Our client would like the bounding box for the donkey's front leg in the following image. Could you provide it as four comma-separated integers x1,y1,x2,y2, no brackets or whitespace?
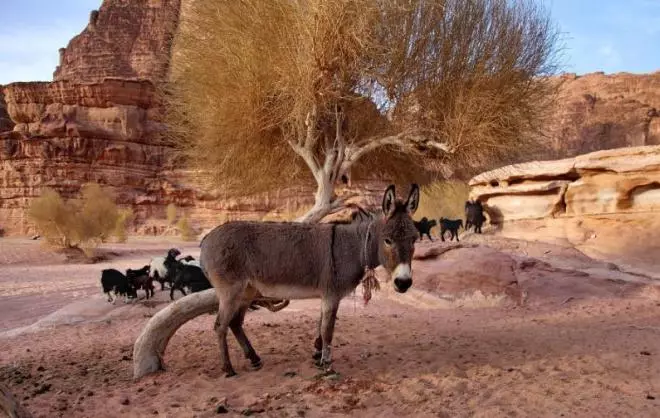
315,297,340,371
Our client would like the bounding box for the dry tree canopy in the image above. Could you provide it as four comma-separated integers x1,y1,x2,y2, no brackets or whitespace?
166,0,562,195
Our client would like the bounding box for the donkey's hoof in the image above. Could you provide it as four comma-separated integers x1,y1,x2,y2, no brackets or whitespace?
224,370,237,378
249,359,263,370
314,359,333,370
312,351,322,361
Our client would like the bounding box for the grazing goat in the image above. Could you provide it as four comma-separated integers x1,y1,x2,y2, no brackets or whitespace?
126,265,155,299
414,217,437,241
169,262,212,300
179,255,200,267
199,184,420,377
100,269,137,304
465,200,486,234
149,248,182,290
439,218,463,242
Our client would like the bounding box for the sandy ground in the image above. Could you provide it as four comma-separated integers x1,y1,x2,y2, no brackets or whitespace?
1,235,660,417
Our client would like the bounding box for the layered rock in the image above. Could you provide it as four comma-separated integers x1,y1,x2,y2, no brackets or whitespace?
548,72,660,157
0,91,12,132
469,145,660,270
53,0,181,82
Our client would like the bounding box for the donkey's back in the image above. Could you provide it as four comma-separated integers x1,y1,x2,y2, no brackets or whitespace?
200,221,335,296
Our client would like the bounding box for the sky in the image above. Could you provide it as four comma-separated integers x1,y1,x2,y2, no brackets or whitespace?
0,0,659,85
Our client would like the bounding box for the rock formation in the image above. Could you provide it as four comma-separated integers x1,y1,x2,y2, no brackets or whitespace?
469,145,660,271
53,0,181,82
548,72,660,157
0,91,12,132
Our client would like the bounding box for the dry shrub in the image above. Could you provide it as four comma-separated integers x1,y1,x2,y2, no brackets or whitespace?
176,216,196,241
166,203,178,224
114,208,134,243
415,180,470,222
28,184,124,250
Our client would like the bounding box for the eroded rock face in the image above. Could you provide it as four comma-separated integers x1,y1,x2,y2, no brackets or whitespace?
0,91,12,132
548,72,660,157
469,145,660,269
53,0,181,82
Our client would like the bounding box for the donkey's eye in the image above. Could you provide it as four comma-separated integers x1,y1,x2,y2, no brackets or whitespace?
384,238,393,246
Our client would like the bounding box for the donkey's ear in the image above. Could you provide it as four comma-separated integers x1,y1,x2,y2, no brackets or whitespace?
382,184,396,217
405,184,420,216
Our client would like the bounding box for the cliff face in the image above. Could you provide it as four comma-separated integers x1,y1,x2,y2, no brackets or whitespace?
468,145,660,270
0,91,12,132
53,0,181,82
549,72,660,158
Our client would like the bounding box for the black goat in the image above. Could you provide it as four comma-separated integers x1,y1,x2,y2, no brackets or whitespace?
465,200,486,234
439,217,463,242
414,217,437,241
100,269,137,304
126,265,155,299
169,262,212,300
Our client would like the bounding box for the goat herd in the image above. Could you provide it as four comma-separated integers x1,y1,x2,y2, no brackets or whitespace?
414,199,487,242
100,248,211,304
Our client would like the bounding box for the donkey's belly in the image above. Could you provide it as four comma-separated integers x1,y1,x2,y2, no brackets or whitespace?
251,282,321,299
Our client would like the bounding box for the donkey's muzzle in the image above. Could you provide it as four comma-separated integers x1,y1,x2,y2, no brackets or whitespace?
394,277,412,293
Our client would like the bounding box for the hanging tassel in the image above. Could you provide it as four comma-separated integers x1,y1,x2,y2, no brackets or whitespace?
361,267,380,306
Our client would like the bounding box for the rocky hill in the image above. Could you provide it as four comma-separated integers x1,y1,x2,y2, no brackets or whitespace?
1,0,659,235
53,0,181,83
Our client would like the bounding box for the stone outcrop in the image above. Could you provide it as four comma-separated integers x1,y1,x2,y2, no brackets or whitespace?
53,0,181,82
0,91,12,132
469,145,660,270
548,72,660,158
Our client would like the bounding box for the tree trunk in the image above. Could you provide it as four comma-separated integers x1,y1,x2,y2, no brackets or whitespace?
296,174,336,223
133,289,217,379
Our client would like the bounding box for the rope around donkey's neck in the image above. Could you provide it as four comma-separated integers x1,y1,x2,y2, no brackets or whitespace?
360,221,381,306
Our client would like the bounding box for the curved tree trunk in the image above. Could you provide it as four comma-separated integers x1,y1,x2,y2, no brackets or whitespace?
133,289,217,379
0,384,32,418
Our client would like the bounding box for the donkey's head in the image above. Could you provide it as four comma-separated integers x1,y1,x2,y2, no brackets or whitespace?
378,184,420,293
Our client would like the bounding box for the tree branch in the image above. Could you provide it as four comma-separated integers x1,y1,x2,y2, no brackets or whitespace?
344,132,454,167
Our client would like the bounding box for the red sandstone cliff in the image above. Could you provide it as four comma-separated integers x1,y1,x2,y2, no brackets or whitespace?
54,0,181,83
0,91,12,132
548,72,660,157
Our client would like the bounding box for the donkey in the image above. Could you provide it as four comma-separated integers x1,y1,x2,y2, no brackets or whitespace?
199,184,420,377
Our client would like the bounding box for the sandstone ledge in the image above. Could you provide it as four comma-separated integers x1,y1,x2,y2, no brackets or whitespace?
469,145,660,222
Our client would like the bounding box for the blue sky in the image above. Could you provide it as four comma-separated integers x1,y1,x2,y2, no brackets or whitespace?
0,0,658,85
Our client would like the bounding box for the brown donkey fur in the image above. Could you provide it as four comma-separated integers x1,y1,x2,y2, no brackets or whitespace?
199,184,420,376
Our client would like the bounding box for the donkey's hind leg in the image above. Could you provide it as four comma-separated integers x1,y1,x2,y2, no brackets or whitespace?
229,305,262,370
212,280,246,377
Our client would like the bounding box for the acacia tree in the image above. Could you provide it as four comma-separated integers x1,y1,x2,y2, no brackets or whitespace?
167,0,562,223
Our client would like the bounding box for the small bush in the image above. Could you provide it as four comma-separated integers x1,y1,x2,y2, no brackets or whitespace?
166,203,178,224
28,184,123,250
113,208,134,243
176,216,196,241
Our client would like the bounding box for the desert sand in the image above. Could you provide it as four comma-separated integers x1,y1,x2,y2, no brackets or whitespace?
1,234,660,418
